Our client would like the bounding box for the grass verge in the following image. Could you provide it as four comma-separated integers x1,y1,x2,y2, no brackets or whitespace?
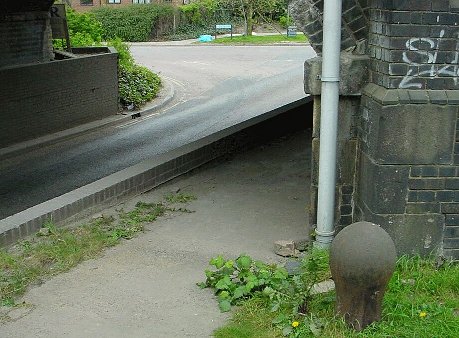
0,193,195,306
209,34,307,45
212,255,459,338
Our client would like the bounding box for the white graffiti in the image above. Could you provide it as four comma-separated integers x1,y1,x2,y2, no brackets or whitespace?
398,29,459,89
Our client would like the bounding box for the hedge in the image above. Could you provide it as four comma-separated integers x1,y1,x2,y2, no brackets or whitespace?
92,4,174,42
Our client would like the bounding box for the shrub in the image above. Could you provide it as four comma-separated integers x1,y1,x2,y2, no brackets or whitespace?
108,38,134,68
66,8,103,44
279,15,293,29
92,4,174,42
118,64,161,109
53,8,103,48
110,38,161,109
172,0,240,39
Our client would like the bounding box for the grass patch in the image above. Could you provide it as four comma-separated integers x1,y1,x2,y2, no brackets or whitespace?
0,193,195,306
214,297,280,338
210,254,459,338
208,34,307,45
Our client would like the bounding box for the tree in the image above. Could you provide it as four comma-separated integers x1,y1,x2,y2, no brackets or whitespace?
219,0,280,35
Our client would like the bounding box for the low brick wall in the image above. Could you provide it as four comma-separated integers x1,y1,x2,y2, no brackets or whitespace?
0,47,118,148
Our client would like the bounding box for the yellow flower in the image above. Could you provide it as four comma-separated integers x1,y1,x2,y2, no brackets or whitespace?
419,311,427,318
291,321,300,328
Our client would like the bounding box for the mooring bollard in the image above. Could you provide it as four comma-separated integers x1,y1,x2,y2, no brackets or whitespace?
330,221,397,331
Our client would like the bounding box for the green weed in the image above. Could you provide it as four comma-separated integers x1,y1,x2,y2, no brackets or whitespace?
207,254,459,338
164,192,197,204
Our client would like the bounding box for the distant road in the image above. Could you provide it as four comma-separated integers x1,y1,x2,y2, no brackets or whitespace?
0,45,316,219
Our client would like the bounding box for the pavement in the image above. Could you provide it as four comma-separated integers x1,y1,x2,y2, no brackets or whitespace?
0,128,313,337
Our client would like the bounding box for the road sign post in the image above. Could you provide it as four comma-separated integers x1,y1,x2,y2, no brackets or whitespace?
215,24,233,39
50,4,71,51
287,26,297,37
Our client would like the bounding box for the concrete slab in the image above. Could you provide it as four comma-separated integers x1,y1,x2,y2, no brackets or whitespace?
0,129,312,338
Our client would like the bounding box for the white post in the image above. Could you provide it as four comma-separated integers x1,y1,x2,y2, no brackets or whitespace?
315,0,343,248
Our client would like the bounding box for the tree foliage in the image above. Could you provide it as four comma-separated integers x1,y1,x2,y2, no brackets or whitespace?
52,7,103,47
177,0,288,37
218,0,287,35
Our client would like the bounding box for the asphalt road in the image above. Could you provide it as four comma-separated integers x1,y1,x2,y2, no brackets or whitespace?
0,45,316,219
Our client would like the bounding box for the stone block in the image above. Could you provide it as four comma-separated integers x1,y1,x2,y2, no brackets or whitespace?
444,238,459,249
361,95,457,164
439,166,457,177
304,53,370,96
405,202,440,214
311,97,360,140
312,97,321,138
354,201,444,256
338,140,357,186
443,249,459,260
444,226,459,237
441,203,459,214
311,138,320,186
274,240,299,257
446,214,459,225
409,178,445,190
357,152,409,214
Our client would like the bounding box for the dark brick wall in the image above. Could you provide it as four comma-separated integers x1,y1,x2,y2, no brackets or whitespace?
0,49,118,148
290,0,369,53
351,1,459,259
357,84,459,258
369,0,459,89
0,12,53,68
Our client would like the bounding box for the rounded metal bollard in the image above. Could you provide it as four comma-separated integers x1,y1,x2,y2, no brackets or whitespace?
330,221,397,331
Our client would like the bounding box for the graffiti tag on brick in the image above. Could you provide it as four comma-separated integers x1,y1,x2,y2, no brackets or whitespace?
398,30,459,89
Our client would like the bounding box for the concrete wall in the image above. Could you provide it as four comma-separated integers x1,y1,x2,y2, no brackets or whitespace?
0,48,118,148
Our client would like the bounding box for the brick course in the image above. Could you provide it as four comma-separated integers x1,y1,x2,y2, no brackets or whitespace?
368,1,459,90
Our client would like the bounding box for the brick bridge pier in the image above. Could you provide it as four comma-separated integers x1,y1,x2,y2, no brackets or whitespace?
292,0,459,260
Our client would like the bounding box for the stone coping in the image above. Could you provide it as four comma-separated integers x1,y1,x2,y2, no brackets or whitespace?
363,83,459,105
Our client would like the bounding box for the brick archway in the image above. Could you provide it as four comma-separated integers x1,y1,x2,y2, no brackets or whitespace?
290,0,369,54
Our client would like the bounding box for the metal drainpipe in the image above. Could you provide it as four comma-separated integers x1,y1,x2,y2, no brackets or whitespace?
315,0,343,248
